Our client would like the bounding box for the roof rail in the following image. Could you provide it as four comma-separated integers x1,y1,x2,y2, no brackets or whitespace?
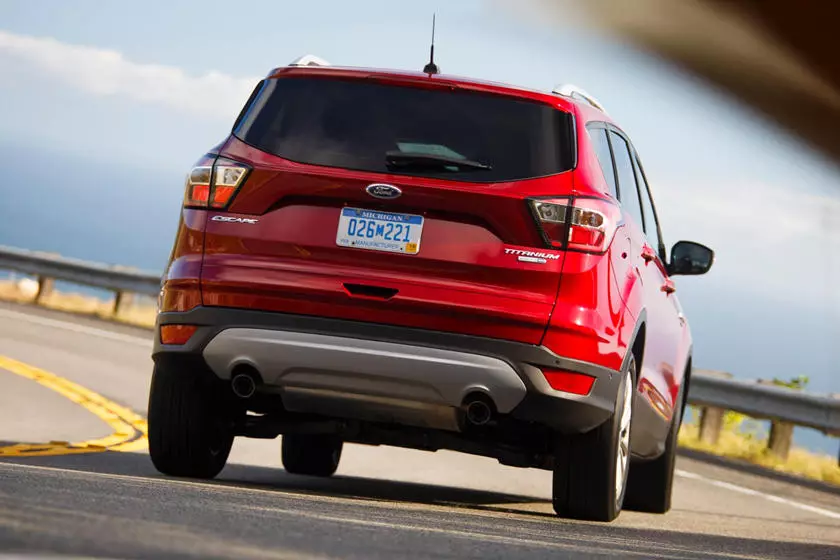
289,54,331,67
552,84,607,114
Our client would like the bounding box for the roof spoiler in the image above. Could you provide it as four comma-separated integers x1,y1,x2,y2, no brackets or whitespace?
552,84,608,114
289,54,331,67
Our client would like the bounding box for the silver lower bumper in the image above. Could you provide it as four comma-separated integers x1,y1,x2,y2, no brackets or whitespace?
202,328,527,431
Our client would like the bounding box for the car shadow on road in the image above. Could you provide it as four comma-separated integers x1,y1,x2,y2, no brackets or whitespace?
0,450,546,507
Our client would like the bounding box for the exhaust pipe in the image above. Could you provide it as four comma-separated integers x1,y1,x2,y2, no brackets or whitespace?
231,372,258,399
464,399,493,426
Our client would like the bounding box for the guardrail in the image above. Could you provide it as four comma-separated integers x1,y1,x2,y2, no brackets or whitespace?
0,245,160,313
0,245,838,463
689,369,840,461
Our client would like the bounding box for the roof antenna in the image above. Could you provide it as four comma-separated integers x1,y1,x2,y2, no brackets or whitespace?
422,14,440,75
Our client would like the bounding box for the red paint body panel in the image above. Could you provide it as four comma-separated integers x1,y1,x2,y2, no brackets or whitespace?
162,66,697,428
541,248,630,373
159,209,206,313
201,137,576,344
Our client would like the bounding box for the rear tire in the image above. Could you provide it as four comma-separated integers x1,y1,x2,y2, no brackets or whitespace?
623,377,686,514
282,434,343,477
552,356,635,522
148,363,234,479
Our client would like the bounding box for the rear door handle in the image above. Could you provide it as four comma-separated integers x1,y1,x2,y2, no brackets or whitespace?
641,246,657,263
661,279,676,294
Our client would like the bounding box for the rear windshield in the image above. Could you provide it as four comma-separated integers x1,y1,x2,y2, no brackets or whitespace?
233,77,575,182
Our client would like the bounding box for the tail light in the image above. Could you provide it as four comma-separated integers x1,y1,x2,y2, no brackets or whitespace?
184,155,214,207
183,155,250,210
529,197,621,253
210,159,249,208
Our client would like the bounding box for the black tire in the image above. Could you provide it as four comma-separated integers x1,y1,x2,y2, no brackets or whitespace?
148,363,234,479
552,356,635,522
282,434,343,477
623,376,686,514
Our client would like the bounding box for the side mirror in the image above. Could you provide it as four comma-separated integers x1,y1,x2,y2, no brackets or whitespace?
668,241,714,276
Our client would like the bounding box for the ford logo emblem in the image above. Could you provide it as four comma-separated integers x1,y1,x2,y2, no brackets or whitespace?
366,183,402,199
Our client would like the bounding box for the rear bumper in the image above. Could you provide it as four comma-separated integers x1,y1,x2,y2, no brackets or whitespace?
154,307,621,434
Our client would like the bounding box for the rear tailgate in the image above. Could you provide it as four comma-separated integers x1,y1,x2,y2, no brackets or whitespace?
200,75,576,344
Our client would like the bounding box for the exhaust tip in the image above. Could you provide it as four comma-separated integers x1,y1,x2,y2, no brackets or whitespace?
464,397,494,426
231,371,259,399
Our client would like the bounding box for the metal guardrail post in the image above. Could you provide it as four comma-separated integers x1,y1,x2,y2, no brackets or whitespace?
757,378,794,460
113,290,134,316
768,421,794,460
35,276,54,304
834,394,840,468
693,370,732,446
698,406,725,445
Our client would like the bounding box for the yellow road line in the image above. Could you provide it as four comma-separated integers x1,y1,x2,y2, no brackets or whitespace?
0,355,148,456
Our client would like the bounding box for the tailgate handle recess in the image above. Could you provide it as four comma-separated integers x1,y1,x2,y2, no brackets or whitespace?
343,283,399,300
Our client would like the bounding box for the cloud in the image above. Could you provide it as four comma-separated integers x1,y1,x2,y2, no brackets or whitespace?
658,181,840,245
655,180,840,312
0,31,260,120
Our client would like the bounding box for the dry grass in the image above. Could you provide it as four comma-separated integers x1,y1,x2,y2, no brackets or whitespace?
0,280,156,329
679,408,840,485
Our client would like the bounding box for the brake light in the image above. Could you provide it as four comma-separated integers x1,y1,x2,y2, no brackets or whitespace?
183,155,250,210
210,159,249,208
540,369,596,395
529,197,621,253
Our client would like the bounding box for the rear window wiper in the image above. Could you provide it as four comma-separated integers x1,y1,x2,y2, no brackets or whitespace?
385,151,492,172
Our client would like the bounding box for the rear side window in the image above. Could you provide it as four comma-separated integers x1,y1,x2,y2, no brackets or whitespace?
587,128,618,198
634,155,663,253
609,132,645,231
233,77,575,182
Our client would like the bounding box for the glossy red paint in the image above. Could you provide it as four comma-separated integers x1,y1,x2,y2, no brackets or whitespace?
200,135,575,345
541,248,628,372
162,65,698,427
159,208,205,313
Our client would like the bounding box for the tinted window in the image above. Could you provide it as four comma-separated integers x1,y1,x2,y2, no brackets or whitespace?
634,155,662,253
234,77,575,182
587,128,617,197
609,132,645,230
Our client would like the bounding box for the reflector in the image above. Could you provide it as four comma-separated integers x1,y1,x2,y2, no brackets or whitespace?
540,368,596,395
160,324,198,345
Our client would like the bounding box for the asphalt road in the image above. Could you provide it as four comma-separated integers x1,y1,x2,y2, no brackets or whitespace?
1,301,839,559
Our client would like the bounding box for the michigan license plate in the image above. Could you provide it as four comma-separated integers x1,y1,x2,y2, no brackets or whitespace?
336,208,423,254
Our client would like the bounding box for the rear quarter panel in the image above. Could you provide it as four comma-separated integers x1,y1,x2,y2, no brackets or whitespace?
540,247,633,373
159,209,206,313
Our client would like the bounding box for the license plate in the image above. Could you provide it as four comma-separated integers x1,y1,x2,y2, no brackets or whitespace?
336,208,423,255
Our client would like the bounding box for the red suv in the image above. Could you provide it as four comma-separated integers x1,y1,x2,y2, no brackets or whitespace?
148,57,714,522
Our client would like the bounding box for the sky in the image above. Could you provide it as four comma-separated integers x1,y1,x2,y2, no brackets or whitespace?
0,1,839,423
